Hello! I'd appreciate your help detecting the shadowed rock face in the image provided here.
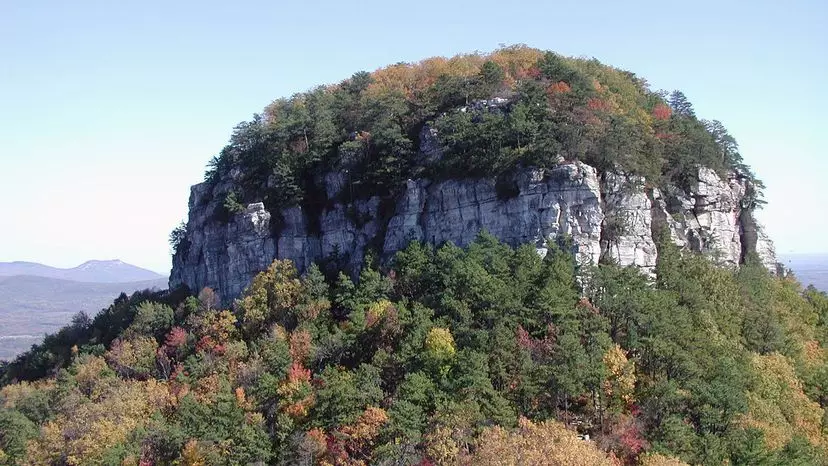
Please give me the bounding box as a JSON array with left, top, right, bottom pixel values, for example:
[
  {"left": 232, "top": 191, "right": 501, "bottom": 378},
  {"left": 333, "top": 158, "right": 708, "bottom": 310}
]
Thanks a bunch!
[{"left": 171, "top": 163, "right": 776, "bottom": 304}]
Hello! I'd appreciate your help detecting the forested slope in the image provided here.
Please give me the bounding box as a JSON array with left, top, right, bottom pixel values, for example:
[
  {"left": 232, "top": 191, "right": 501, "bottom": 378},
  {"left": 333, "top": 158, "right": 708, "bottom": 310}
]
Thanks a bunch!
[{"left": 2, "top": 234, "right": 827, "bottom": 464}]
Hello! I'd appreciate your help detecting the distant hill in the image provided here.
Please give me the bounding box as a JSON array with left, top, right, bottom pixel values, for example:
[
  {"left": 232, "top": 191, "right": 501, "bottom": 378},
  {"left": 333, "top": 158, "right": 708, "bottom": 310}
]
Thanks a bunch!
[
  {"left": 0, "top": 259, "right": 165, "bottom": 283},
  {"left": 0, "top": 275, "right": 167, "bottom": 360},
  {"left": 780, "top": 253, "right": 828, "bottom": 292}
]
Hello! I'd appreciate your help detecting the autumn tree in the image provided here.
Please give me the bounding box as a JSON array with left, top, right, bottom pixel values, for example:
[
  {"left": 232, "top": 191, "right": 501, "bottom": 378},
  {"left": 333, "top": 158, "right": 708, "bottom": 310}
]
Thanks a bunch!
[
  {"left": 471, "top": 417, "right": 615, "bottom": 465},
  {"left": 236, "top": 259, "right": 303, "bottom": 336}
]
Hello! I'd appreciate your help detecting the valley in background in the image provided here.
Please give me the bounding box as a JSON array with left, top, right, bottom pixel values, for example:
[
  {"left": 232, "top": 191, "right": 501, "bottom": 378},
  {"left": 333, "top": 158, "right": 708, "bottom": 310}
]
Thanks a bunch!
[{"left": 0, "top": 261, "right": 166, "bottom": 360}]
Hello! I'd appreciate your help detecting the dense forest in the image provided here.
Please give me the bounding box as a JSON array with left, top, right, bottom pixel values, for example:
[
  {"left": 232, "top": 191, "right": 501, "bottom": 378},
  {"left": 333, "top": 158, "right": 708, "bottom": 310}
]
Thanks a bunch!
[
  {"left": 2, "top": 235, "right": 827, "bottom": 465},
  {"left": 2, "top": 47, "right": 821, "bottom": 465}
]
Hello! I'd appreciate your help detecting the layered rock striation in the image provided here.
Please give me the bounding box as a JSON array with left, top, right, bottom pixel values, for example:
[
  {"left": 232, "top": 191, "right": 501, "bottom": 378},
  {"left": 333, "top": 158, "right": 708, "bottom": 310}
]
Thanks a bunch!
[{"left": 171, "top": 161, "right": 777, "bottom": 303}]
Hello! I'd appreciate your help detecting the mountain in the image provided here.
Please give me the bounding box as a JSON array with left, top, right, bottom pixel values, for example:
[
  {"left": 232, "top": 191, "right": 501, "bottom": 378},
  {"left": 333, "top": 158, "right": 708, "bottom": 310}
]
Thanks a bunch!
[
  {"left": 170, "top": 47, "right": 775, "bottom": 304},
  {"left": 0, "top": 259, "right": 164, "bottom": 283},
  {"left": 0, "top": 275, "right": 167, "bottom": 360},
  {"left": 5, "top": 47, "right": 828, "bottom": 465},
  {"left": 0, "top": 260, "right": 167, "bottom": 360}
]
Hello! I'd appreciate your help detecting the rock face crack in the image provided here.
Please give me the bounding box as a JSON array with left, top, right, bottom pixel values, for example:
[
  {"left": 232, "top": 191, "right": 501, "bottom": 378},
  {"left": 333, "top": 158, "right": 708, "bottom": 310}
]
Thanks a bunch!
[{"left": 171, "top": 163, "right": 777, "bottom": 303}]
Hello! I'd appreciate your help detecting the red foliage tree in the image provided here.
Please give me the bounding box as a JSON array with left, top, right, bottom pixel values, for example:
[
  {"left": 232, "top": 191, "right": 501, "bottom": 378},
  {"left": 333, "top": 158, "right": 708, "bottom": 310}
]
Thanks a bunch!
[
  {"left": 598, "top": 412, "right": 649, "bottom": 465},
  {"left": 548, "top": 81, "right": 572, "bottom": 96},
  {"left": 587, "top": 98, "right": 612, "bottom": 113},
  {"left": 652, "top": 103, "right": 672, "bottom": 121},
  {"left": 164, "top": 327, "right": 188, "bottom": 348}
]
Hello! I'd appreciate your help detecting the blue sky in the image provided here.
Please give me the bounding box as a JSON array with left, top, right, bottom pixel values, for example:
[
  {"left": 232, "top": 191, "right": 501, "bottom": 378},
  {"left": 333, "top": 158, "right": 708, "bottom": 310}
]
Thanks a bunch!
[{"left": 1, "top": 0, "right": 826, "bottom": 274}]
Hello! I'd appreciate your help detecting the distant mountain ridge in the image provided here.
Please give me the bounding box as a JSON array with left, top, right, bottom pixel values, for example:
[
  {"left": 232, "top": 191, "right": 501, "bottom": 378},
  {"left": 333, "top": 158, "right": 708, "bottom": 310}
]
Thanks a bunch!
[
  {"left": 0, "top": 259, "right": 164, "bottom": 283},
  {"left": 0, "top": 273, "right": 168, "bottom": 360}
]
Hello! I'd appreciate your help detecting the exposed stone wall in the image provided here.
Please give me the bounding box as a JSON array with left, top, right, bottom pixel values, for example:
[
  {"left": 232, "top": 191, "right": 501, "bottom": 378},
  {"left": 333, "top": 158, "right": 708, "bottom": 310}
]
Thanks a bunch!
[
  {"left": 172, "top": 162, "right": 604, "bottom": 302},
  {"left": 599, "top": 172, "right": 658, "bottom": 275},
  {"left": 171, "top": 164, "right": 777, "bottom": 303}
]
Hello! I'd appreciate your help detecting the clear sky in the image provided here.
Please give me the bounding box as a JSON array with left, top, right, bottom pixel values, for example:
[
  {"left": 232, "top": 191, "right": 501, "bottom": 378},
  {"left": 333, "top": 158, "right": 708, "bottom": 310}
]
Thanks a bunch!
[{"left": 1, "top": 0, "right": 826, "bottom": 275}]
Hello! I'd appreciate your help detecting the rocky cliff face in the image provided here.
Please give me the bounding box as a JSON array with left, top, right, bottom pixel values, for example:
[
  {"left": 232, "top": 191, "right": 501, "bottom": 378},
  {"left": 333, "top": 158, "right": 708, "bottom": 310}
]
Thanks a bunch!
[
  {"left": 171, "top": 163, "right": 777, "bottom": 303},
  {"left": 599, "top": 172, "right": 658, "bottom": 275}
]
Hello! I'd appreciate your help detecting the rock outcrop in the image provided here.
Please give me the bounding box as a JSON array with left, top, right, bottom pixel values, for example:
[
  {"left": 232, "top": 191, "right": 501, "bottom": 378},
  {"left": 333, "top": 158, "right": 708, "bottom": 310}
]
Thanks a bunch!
[
  {"left": 661, "top": 168, "right": 747, "bottom": 266},
  {"left": 382, "top": 163, "right": 603, "bottom": 266},
  {"left": 599, "top": 172, "right": 658, "bottom": 275},
  {"left": 171, "top": 164, "right": 777, "bottom": 303}
]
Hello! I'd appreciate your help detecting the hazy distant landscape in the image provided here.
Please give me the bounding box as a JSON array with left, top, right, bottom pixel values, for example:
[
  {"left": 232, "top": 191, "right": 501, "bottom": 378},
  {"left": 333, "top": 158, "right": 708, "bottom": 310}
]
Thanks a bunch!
[
  {"left": 0, "top": 260, "right": 166, "bottom": 360},
  {"left": 781, "top": 253, "right": 828, "bottom": 292},
  {"left": 0, "top": 259, "right": 164, "bottom": 283}
]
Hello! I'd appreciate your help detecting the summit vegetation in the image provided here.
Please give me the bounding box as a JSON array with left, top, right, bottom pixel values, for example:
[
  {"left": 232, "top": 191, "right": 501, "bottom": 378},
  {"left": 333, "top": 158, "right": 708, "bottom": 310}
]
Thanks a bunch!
[{"left": 198, "top": 46, "right": 762, "bottom": 233}]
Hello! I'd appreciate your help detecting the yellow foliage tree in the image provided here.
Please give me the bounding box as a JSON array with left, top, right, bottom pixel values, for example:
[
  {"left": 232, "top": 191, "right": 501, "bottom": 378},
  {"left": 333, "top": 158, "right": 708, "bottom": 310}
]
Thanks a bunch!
[
  {"left": 365, "top": 299, "right": 394, "bottom": 328},
  {"left": 192, "top": 373, "right": 222, "bottom": 405},
  {"left": 71, "top": 355, "right": 116, "bottom": 397},
  {"left": 425, "top": 328, "right": 456, "bottom": 361},
  {"left": 425, "top": 327, "right": 456, "bottom": 377},
  {"left": 424, "top": 425, "right": 462, "bottom": 466},
  {"left": 366, "top": 46, "right": 544, "bottom": 101},
  {"left": 105, "top": 335, "right": 159, "bottom": 379},
  {"left": 24, "top": 379, "right": 170, "bottom": 465},
  {"left": 489, "top": 45, "right": 544, "bottom": 83},
  {"left": 1, "top": 380, "right": 55, "bottom": 410},
  {"left": 178, "top": 439, "right": 221, "bottom": 466},
  {"left": 236, "top": 259, "right": 302, "bottom": 334},
  {"left": 603, "top": 344, "right": 636, "bottom": 410},
  {"left": 740, "top": 353, "right": 826, "bottom": 450},
  {"left": 637, "top": 452, "right": 689, "bottom": 466},
  {"left": 469, "top": 417, "right": 616, "bottom": 465}
]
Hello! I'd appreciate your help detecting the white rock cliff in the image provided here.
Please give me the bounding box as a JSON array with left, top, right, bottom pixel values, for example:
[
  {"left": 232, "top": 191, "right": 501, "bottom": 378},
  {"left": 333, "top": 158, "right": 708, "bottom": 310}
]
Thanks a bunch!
[{"left": 170, "top": 164, "right": 777, "bottom": 303}]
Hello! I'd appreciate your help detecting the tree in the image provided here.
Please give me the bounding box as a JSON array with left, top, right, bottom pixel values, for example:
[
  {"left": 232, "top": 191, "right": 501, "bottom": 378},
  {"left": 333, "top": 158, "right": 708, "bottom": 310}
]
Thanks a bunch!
[
  {"left": 425, "top": 328, "right": 456, "bottom": 362},
  {"left": 652, "top": 103, "right": 672, "bottom": 121},
  {"left": 223, "top": 191, "right": 245, "bottom": 215},
  {"left": 668, "top": 90, "right": 695, "bottom": 117},
  {"left": 126, "top": 301, "right": 174, "bottom": 340},
  {"left": 702, "top": 119, "right": 741, "bottom": 166},
  {"left": 169, "top": 222, "right": 188, "bottom": 255},
  {"left": 343, "top": 71, "right": 374, "bottom": 95},
  {"left": 106, "top": 336, "right": 159, "bottom": 379},
  {"left": 0, "top": 409, "right": 38, "bottom": 463},
  {"left": 236, "top": 260, "right": 303, "bottom": 336},
  {"left": 24, "top": 376, "right": 170, "bottom": 465},
  {"left": 471, "top": 417, "right": 615, "bottom": 465},
  {"left": 741, "top": 353, "right": 825, "bottom": 450},
  {"left": 478, "top": 60, "right": 505, "bottom": 95},
  {"left": 603, "top": 344, "right": 636, "bottom": 412},
  {"left": 174, "top": 389, "right": 273, "bottom": 464},
  {"left": 312, "top": 364, "right": 383, "bottom": 429}
]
